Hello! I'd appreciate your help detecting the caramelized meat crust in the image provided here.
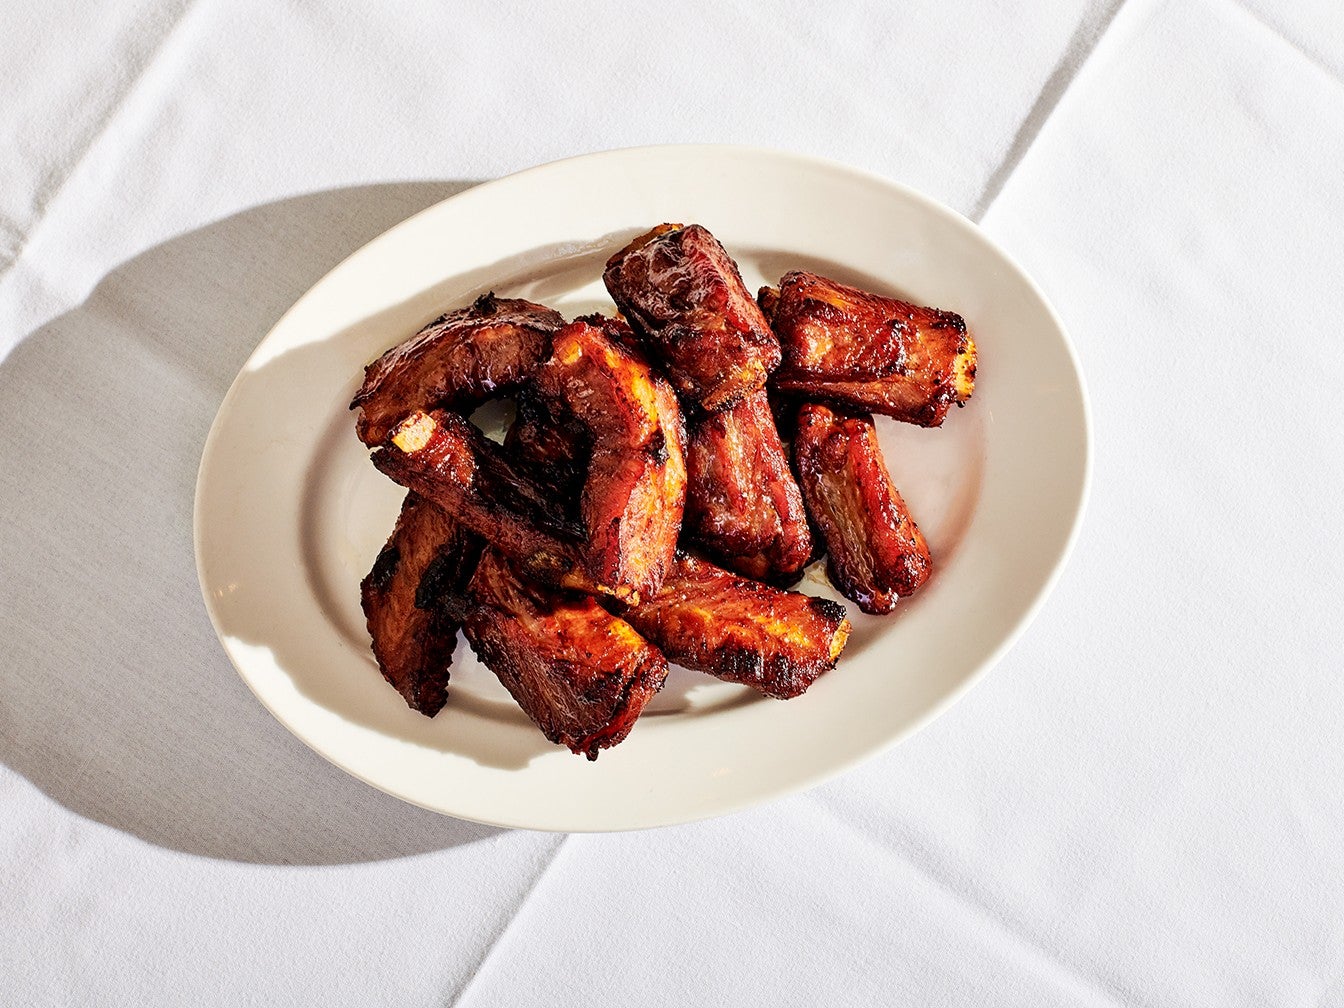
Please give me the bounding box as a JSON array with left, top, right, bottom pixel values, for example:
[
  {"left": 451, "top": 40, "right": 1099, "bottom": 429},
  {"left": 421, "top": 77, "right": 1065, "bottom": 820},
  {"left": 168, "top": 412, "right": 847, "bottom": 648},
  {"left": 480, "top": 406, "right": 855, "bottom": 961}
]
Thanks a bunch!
[
  {"left": 772, "top": 375, "right": 966, "bottom": 428},
  {"left": 461, "top": 550, "right": 667, "bottom": 759},
  {"left": 622, "top": 553, "right": 850, "bottom": 700},
  {"left": 683, "top": 389, "right": 812, "bottom": 583},
  {"left": 359, "top": 493, "right": 480, "bottom": 716},
  {"left": 352, "top": 293, "right": 565, "bottom": 445},
  {"left": 763, "top": 272, "right": 976, "bottom": 427},
  {"left": 792, "top": 403, "right": 932, "bottom": 614},
  {"left": 370, "top": 409, "right": 620, "bottom": 597},
  {"left": 603, "top": 224, "right": 781, "bottom": 411},
  {"left": 502, "top": 388, "right": 589, "bottom": 508},
  {"left": 531, "top": 316, "right": 687, "bottom": 602}
]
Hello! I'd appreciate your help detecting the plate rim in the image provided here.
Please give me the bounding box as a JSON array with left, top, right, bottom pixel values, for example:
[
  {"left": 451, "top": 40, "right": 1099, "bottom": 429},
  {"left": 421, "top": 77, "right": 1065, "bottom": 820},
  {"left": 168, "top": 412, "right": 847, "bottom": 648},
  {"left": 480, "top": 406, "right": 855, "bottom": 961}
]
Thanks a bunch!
[{"left": 193, "top": 143, "right": 1093, "bottom": 832}]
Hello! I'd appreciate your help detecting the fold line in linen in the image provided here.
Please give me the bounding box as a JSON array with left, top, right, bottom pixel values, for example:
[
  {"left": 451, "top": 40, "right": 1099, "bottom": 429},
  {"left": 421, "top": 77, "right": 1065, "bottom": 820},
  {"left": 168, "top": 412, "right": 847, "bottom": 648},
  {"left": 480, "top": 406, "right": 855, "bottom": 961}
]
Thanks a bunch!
[
  {"left": 804, "top": 792, "right": 1142, "bottom": 1008},
  {"left": 1225, "top": 0, "right": 1344, "bottom": 91},
  {"left": 444, "top": 833, "right": 572, "bottom": 1007},
  {"left": 0, "top": 0, "right": 199, "bottom": 283},
  {"left": 970, "top": 0, "right": 1131, "bottom": 222}
]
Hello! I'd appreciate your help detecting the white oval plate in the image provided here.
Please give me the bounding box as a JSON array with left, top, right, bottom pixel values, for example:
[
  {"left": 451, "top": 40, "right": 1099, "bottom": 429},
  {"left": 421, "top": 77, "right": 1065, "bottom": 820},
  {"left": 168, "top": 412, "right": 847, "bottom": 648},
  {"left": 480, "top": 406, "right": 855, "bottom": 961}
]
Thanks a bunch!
[{"left": 195, "top": 145, "right": 1089, "bottom": 832}]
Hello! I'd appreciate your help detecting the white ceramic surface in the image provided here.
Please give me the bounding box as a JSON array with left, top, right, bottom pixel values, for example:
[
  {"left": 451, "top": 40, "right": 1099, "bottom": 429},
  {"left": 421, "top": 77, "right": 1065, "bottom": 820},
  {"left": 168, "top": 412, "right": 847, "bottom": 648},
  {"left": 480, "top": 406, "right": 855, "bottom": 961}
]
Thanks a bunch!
[{"left": 193, "top": 145, "right": 1090, "bottom": 832}]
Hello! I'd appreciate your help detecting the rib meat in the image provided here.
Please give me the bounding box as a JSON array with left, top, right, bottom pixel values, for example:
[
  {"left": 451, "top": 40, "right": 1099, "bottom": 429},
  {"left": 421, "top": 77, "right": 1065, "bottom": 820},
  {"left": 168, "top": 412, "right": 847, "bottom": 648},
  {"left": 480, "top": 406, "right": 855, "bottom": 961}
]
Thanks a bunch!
[
  {"left": 763, "top": 272, "right": 976, "bottom": 427},
  {"left": 370, "top": 409, "right": 620, "bottom": 597},
  {"left": 603, "top": 224, "right": 780, "bottom": 411},
  {"left": 462, "top": 549, "right": 667, "bottom": 759},
  {"left": 683, "top": 389, "right": 812, "bottom": 583},
  {"left": 792, "top": 403, "right": 932, "bottom": 614},
  {"left": 352, "top": 293, "right": 564, "bottom": 445},
  {"left": 531, "top": 316, "right": 686, "bottom": 602},
  {"left": 502, "top": 388, "right": 589, "bottom": 508},
  {"left": 622, "top": 553, "right": 850, "bottom": 700},
  {"left": 359, "top": 493, "right": 480, "bottom": 716}
]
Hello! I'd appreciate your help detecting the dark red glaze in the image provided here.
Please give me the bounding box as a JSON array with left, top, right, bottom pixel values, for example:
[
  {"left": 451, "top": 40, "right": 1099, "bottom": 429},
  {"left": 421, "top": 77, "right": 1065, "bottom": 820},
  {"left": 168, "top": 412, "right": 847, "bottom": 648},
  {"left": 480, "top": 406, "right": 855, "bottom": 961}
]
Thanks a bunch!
[
  {"left": 369, "top": 409, "right": 625, "bottom": 598},
  {"left": 763, "top": 272, "right": 975, "bottom": 427},
  {"left": 359, "top": 493, "right": 480, "bottom": 716},
  {"left": 622, "top": 553, "right": 850, "bottom": 700},
  {"left": 352, "top": 293, "right": 564, "bottom": 445},
  {"left": 683, "top": 389, "right": 811, "bottom": 583},
  {"left": 603, "top": 224, "right": 781, "bottom": 411},
  {"left": 792, "top": 403, "right": 931, "bottom": 614},
  {"left": 503, "top": 388, "right": 589, "bottom": 509},
  {"left": 530, "top": 316, "right": 686, "bottom": 603},
  {"left": 461, "top": 549, "right": 667, "bottom": 759}
]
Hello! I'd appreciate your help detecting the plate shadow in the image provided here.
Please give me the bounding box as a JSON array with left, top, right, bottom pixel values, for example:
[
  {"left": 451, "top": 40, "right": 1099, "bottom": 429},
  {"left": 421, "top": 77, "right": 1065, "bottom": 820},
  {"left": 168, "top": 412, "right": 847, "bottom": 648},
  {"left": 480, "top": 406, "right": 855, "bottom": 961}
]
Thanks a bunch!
[{"left": 0, "top": 180, "right": 532, "bottom": 865}]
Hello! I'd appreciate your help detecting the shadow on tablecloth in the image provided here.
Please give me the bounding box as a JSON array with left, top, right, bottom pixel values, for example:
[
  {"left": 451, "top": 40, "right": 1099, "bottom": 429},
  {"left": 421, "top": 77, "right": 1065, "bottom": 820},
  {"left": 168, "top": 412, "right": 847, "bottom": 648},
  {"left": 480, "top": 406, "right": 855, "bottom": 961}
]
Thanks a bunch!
[{"left": 0, "top": 180, "right": 526, "bottom": 865}]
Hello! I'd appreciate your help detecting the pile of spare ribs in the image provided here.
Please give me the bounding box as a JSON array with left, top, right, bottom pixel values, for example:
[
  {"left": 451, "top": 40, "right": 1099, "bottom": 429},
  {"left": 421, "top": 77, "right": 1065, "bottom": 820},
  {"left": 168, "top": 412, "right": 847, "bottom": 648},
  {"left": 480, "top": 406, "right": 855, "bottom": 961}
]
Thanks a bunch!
[{"left": 351, "top": 223, "right": 977, "bottom": 759}]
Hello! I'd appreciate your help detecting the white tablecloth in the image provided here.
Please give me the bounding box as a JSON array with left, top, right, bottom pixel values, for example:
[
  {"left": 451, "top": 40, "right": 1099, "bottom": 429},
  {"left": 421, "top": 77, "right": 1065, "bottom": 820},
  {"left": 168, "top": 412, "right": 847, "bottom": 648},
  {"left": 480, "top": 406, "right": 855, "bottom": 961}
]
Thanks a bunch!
[{"left": 4, "top": 1, "right": 1343, "bottom": 1004}]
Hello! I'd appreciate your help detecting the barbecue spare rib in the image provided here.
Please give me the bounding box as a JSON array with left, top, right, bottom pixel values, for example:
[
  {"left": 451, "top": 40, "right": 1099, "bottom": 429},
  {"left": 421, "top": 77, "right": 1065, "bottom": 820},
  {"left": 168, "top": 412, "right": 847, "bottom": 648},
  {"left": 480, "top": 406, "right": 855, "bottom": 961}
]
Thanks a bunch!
[
  {"left": 622, "top": 552, "right": 850, "bottom": 700},
  {"left": 792, "top": 402, "right": 932, "bottom": 614},
  {"left": 603, "top": 223, "right": 780, "bottom": 412},
  {"left": 762, "top": 271, "right": 975, "bottom": 427},
  {"left": 461, "top": 548, "right": 667, "bottom": 759},
  {"left": 682, "top": 389, "right": 812, "bottom": 584},
  {"left": 352, "top": 293, "right": 564, "bottom": 446},
  {"left": 529, "top": 315, "right": 686, "bottom": 603},
  {"left": 360, "top": 492, "right": 480, "bottom": 715}
]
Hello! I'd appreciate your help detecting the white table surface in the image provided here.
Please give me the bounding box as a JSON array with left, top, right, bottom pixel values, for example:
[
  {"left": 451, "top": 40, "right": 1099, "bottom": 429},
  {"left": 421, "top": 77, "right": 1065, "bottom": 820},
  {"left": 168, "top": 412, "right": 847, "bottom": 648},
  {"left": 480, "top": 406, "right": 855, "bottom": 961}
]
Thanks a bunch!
[{"left": 3, "top": 1, "right": 1343, "bottom": 1004}]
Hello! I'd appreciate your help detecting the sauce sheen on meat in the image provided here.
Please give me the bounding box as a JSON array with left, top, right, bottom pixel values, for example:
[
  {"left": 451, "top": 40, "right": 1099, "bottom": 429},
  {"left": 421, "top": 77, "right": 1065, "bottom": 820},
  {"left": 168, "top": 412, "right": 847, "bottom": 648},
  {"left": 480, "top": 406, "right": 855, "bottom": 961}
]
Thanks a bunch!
[
  {"left": 764, "top": 272, "right": 975, "bottom": 427},
  {"left": 359, "top": 493, "right": 481, "bottom": 715},
  {"left": 530, "top": 315, "right": 686, "bottom": 602},
  {"left": 370, "top": 409, "right": 620, "bottom": 597},
  {"left": 792, "top": 403, "right": 932, "bottom": 614},
  {"left": 683, "top": 389, "right": 811, "bottom": 583},
  {"left": 622, "top": 552, "right": 850, "bottom": 699},
  {"left": 461, "top": 549, "right": 667, "bottom": 759},
  {"left": 353, "top": 293, "right": 564, "bottom": 445},
  {"left": 603, "top": 224, "right": 781, "bottom": 411}
]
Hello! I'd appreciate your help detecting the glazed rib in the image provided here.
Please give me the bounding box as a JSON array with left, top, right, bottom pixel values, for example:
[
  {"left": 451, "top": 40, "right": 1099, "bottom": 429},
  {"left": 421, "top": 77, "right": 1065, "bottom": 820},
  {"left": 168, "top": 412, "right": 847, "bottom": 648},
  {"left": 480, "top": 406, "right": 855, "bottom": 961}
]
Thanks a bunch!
[
  {"left": 352, "top": 293, "right": 564, "bottom": 445},
  {"left": 683, "top": 389, "right": 812, "bottom": 583},
  {"left": 370, "top": 409, "right": 624, "bottom": 597},
  {"left": 792, "top": 403, "right": 932, "bottom": 614},
  {"left": 531, "top": 316, "right": 686, "bottom": 602},
  {"left": 603, "top": 224, "right": 781, "bottom": 411},
  {"left": 763, "top": 272, "right": 975, "bottom": 427},
  {"left": 622, "top": 553, "right": 850, "bottom": 700},
  {"left": 359, "top": 493, "right": 480, "bottom": 716},
  {"left": 461, "top": 549, "right": 667, "bottom": 759},
  {"left": 502, "top": 387, "right": 589, "bottom": 508}
]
